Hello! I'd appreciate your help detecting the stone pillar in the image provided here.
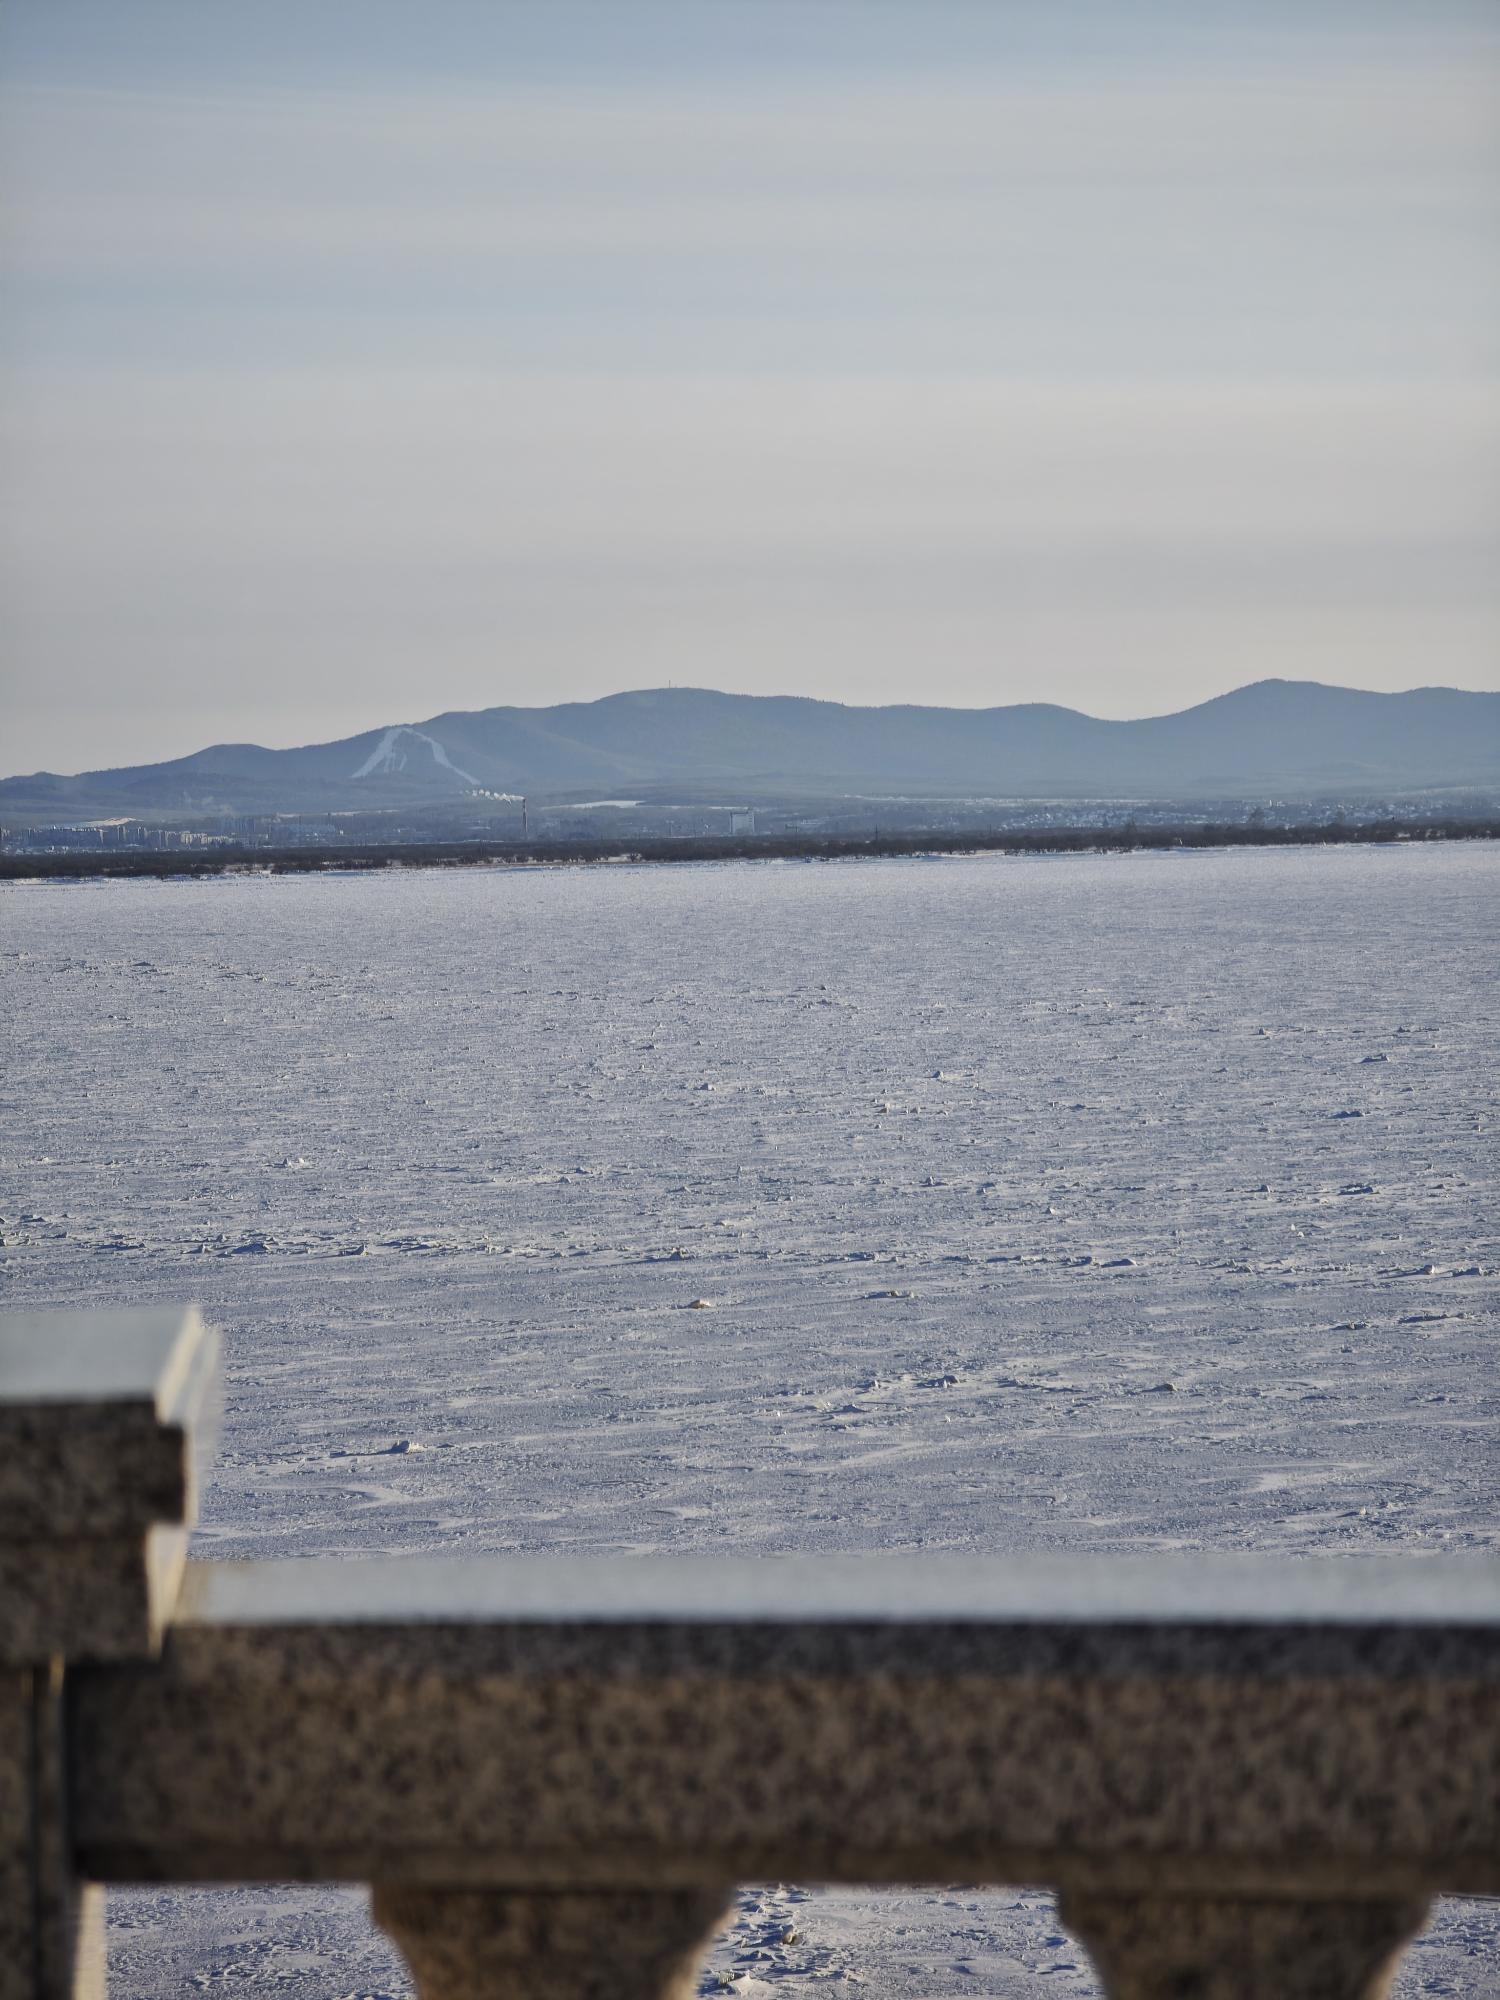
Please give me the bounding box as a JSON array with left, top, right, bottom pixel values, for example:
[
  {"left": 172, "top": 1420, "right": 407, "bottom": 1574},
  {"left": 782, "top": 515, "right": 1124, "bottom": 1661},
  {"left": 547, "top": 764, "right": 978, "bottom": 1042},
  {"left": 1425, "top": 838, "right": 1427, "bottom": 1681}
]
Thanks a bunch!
[
  {"left": 1, "top": 1666, "right": 104, "bottom": 2000},
  {"left": 0, "top": 1308, "right": 218, "bottom": 2000},
  {"left": 1059, "top": 1890, "right": 1431, "bottom": 2000},
  {"left": 372, "top": 1886, "right": 734, "bottom": 2000}
]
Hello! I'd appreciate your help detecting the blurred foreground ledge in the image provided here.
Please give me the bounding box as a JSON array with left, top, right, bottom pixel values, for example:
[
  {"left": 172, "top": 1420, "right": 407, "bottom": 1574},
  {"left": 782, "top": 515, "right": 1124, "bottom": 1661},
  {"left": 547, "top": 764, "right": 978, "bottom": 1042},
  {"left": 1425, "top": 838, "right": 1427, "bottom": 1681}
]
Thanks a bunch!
[{"left": 4, "top": 1308, "right": 1497, "bottom": 2000}]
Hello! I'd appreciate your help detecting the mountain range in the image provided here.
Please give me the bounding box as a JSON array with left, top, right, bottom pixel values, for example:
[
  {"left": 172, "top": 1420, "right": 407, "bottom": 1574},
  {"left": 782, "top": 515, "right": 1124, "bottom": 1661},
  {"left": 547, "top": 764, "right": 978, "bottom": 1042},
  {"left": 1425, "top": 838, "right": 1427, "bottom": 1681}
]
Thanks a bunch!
[{"left": 4, "top": 681, "right": 1498, "bottom": 821}]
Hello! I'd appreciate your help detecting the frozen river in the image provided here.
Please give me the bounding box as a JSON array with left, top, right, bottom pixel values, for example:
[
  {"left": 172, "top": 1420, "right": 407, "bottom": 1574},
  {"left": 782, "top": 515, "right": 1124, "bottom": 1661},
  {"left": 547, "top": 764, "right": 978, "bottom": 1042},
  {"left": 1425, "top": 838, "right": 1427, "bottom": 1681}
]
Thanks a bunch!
[{"left": 3, "top": 844, "right": 1497, "bottom": 1995}]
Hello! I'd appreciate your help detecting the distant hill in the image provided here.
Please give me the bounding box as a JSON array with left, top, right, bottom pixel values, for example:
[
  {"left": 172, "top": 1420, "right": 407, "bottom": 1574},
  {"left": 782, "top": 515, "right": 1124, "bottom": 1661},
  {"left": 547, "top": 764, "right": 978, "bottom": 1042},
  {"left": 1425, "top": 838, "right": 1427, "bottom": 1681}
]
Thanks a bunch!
[{"left": 4, "top": 681, "right": 1498, "bottom": 820}]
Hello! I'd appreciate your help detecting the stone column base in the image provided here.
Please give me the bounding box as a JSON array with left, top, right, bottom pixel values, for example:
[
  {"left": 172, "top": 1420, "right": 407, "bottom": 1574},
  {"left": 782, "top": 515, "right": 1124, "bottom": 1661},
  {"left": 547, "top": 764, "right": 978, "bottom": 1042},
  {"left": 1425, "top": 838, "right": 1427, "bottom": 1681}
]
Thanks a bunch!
[
  {"left": 372, "top": 1885, "right": 734, "bottom": 2000},
  {"left": 1059, "top": 1889, "right": 1431, "bottom": 2000}
]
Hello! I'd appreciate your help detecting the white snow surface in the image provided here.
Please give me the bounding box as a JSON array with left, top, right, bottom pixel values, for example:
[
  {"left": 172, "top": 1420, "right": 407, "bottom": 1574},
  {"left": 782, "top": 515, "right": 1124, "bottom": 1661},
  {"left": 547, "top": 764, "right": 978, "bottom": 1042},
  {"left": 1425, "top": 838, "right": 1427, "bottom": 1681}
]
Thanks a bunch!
[
  {"left": 350, "top": 724, "right": 479, "bottom": 784},
  {"left": 1, "top": 844, "right": 1496, "bottom": 1996}
]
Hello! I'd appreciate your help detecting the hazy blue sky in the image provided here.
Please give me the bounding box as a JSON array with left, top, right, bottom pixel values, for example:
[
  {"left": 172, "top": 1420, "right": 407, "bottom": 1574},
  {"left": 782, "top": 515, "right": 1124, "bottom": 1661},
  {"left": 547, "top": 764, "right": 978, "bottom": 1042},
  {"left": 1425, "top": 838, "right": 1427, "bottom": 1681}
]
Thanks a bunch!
[{"left": 2, "top": 1, "right": 1497, "bottom": 773}]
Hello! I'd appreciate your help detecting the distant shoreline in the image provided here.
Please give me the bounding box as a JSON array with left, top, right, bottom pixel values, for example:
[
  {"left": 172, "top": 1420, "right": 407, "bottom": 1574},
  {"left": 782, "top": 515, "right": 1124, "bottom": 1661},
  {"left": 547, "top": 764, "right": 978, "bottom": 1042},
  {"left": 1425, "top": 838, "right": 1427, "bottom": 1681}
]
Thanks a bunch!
[{"left": 4, "top": 815, "right": 1498, "bottom": 882}]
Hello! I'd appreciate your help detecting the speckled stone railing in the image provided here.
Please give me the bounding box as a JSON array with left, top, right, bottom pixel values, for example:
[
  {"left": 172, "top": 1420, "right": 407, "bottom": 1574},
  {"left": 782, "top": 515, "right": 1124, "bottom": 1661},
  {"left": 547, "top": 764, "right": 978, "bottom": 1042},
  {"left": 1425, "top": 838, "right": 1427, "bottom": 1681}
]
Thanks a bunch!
[{"left": 4, "top": 1310, "right": 1499, "bottom": 2000}]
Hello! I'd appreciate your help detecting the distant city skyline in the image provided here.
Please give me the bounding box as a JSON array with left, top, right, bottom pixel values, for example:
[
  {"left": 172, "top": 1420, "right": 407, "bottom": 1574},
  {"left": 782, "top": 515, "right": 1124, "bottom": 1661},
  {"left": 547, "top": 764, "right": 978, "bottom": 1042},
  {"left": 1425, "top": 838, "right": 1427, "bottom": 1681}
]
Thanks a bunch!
[{"left": 2, "top": 1, "right": 1497, "bottom": 774}]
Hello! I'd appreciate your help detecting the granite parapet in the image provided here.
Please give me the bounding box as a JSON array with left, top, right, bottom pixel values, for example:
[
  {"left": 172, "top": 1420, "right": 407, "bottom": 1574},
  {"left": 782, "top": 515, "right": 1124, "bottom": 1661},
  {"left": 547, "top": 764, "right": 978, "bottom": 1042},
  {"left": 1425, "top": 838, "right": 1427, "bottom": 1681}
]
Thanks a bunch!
[{"left": 71, "top": 1554, "right": 1500, "bottom": 1901}]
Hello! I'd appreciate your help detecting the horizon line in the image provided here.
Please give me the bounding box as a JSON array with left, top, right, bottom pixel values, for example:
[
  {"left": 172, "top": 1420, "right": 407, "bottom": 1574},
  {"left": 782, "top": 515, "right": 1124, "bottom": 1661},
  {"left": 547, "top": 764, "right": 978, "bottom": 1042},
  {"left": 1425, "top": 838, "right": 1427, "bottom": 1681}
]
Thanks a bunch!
[{"left": 8, "top": 674, "right": 1499, "bottom": 786}]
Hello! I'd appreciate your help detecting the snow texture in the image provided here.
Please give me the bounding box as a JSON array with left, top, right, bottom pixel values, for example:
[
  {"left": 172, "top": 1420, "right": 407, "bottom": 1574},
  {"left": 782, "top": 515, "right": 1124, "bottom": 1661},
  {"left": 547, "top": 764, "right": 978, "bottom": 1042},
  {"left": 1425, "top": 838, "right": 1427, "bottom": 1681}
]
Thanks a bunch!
[{"left": 2, "top": 844, "right": 1496, "bottom": 1996}]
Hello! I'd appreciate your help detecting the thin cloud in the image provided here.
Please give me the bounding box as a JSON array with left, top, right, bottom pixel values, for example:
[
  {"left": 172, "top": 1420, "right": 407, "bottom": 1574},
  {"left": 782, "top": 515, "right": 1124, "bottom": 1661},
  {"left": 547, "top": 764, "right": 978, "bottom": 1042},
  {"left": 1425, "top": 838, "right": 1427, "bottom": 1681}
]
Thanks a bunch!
[{"left": 1, "top": 3, "right": 1496, "bottom": 768}]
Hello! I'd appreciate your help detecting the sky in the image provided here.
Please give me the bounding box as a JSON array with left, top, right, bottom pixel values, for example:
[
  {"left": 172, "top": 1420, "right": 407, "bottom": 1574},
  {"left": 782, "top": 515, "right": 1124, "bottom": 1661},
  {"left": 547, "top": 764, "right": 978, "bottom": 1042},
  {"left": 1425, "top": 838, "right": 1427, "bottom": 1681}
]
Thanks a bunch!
[{"left": 1, "top": 2, "right": 1497, "bottom": 775}]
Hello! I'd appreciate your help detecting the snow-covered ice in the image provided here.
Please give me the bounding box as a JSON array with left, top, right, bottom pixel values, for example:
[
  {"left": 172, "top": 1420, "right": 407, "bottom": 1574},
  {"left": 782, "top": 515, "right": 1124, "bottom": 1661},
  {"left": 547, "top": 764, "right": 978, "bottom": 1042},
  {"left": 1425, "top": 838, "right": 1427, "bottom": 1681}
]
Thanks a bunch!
[{"left": 2, "top": 844, "right": 1496, "bottom": 1996}]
